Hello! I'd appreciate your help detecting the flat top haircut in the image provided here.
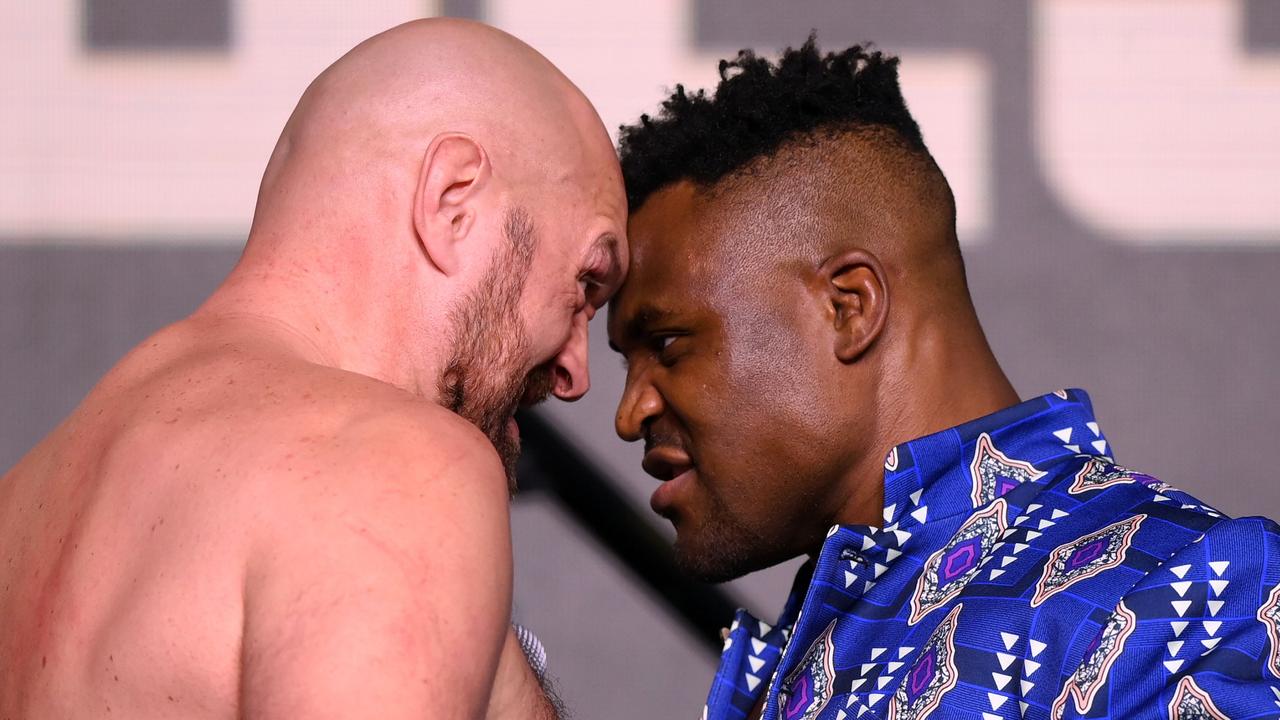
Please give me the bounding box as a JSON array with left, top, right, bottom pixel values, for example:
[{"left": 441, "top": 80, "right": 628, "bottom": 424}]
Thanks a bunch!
[{"left": 618, "top": 35, "right": 932, "bottom": 213}]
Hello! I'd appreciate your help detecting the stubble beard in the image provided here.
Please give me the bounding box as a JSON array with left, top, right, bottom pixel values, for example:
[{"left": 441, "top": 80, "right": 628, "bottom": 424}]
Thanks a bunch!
[
  {"left": 437, "top": 208, "right": 556, "bottom": 494},
  {"left": 672, "top": 492, "right": 773, "bottom": 584}
]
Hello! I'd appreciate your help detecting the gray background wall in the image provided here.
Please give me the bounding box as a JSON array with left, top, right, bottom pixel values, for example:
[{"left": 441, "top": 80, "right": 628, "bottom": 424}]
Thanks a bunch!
[{"left": 2, "top": 1, "right": 1278, "bottom": 718}]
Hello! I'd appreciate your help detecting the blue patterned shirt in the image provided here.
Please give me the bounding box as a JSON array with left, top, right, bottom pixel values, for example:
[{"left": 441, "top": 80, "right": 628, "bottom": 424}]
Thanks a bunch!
[{"left": 705, "top": 390, "right": 1280, "bottom": 720}]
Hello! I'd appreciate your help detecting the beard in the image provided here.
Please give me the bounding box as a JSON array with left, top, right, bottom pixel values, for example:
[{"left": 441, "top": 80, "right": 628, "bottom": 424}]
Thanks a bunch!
[
  {"left": 671, "top": 498, "right": 771, "bottom": 584},
  {"left": 437, "top": 208, "right": 556, "bottom": 493}
]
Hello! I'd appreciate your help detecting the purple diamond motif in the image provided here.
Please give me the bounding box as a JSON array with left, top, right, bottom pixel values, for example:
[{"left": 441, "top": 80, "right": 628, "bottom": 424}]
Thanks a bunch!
[
  {"left": 906, "top": 648, "right": 938, "bottom": 703},
  {"left": 1067, "top": 539, "right": 1106, "bottom": 570},
  {"left": 940, "top": 537, "right": 981, "bottom": 582},
  {"left": 996, "top": 477, "right": 1020, "bottom": 497},
  {"left": 785, "top": 674, "right": 812, "bottom": 720}
]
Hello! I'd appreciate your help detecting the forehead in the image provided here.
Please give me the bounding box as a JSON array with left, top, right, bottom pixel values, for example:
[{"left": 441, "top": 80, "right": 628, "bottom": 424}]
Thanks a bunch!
[
  {"left": 534, "top": 146, "right": 629, "bottom": 262},
  {"left": 608, "top": 181, "right": 744, "bottom": 338}
]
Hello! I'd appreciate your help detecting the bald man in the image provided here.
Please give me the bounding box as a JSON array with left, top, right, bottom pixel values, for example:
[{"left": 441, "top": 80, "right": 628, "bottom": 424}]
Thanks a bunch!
[
  {"left": 0, "top": 18, "right": 625, "bottom": 719},
  {"left": 610, "top": 39, "right": 1280, "bottom": 719}
]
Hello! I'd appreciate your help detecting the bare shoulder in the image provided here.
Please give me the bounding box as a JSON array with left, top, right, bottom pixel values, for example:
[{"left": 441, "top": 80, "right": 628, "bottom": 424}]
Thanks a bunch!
[
  {"left": 236, "top": 376, "right": 513, "bottom": 717},
  {"left": 243, "top": 368, "right": 512, "bottom": 572}
]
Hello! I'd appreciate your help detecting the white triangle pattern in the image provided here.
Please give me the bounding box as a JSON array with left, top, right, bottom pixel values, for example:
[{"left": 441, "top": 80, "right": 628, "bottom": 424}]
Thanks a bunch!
[{"left": 1001, "top": 632, "right": 1020, "bottom": 651}]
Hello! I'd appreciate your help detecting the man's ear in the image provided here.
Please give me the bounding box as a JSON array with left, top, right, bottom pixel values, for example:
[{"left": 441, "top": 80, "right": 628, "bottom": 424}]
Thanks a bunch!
[
  {"left": 819, "top": 249, "right": 889, "bottom": 363},
  {"left": 413, "top": 133, "right": 490, "bottom": 276}
]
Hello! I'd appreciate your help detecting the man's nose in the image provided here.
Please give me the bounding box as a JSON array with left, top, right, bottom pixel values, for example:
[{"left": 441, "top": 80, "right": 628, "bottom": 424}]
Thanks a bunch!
[
  {"left": 615, "top": 371, "right": 663, "bottom": 442},
  {"left": 551, "top": 310, "right": 591, "bottom": 402}
]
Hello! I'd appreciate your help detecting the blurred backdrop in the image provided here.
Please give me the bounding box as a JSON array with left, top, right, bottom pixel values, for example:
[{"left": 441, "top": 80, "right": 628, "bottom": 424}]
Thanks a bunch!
[{"left": 2, "top": 1, "right": 1278, "bottom": 717}]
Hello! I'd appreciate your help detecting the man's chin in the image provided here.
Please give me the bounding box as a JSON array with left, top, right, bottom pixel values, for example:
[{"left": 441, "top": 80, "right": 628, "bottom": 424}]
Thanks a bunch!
[
  {"left": 671, "top": 522, "right": 798, "bottom": 583},
  {"left": 672, "top": 537, "right": 758, "bottom": 584}
]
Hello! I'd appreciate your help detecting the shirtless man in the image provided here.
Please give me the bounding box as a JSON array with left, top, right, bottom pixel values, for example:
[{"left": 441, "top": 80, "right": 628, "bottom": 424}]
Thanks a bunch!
[{"left": 0, "top": 18, "right": 626, "bottom": 719}]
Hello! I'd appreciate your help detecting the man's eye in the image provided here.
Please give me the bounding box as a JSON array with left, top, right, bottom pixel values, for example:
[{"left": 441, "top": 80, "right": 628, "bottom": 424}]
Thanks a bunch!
[
  {"left": 651, "top": 335, "right": 682, "bottom": 363},
  {"left": 578, "top": 274, "right": 605, "bottom": 301}
]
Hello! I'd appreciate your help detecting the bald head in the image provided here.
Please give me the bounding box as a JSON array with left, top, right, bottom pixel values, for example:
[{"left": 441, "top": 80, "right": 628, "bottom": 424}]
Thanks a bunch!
[
  {"left": 218, "top": 19, "right": 627, "bottom": 470},
  {"left": 250, "top": 18, "right": 616, "bottom": 246}
]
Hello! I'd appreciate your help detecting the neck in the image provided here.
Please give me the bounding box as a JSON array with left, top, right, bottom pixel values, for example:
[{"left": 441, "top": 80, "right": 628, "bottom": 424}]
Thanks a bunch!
[
  {"left": 832, "top": 306, "right": 1018, "bottom": 529},
  {"left": 193, "top": 231, "right": 452, "bottom": 398}
]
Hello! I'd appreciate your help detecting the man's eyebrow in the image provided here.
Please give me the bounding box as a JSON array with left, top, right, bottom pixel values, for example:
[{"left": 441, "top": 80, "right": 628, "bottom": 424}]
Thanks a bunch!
[
  {"left": 596, "top": 233, "right": 621, "bottom": 281},
  {"left": 609, "top": 303, "right": 674, "bottom": 355},
  {"left": 625, "top": 304, "right": 674, "bottom": 339}
]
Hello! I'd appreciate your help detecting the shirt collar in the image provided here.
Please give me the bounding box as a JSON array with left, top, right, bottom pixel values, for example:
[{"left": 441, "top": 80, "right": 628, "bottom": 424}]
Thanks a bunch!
[
  {"left": 877, "top": 388, "right": 1108, "bottom": 536},
  {"left": 707, "top": 390, "right": 1113, "bottom": 719}
]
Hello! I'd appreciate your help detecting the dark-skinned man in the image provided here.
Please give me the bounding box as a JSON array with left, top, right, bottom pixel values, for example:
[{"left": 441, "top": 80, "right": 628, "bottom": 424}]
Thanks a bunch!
[{"left": 608, "top": 38, "right": 1280, "bottom": 720}]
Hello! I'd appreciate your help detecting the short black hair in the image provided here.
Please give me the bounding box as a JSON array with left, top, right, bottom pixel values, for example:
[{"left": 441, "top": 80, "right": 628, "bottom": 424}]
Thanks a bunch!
[{"left": 618, "top": 35, "right": 930, "bottom": 212}]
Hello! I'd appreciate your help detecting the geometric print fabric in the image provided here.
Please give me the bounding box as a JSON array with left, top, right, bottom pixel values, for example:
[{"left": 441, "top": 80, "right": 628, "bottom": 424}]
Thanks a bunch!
[{"left": 704, "top": 390, "right": 1280, "bottom": 720}]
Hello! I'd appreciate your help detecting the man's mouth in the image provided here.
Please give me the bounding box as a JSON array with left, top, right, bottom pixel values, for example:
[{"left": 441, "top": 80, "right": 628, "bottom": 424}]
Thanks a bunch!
[
  {"left": 642, "top": 445, "right": 695, "bottom": 517},
  {"left": 642, "top": 445, "right": 693, "bottom": 481}
]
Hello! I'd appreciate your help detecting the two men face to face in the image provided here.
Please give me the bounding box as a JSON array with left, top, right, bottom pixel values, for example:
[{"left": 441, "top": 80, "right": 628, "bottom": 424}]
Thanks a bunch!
[
  {"left": 452, "top": 169, "right": 851, "bottom": 586},
  {"left": 450, "top": 129, "right": 853, "bottom": 585}
]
